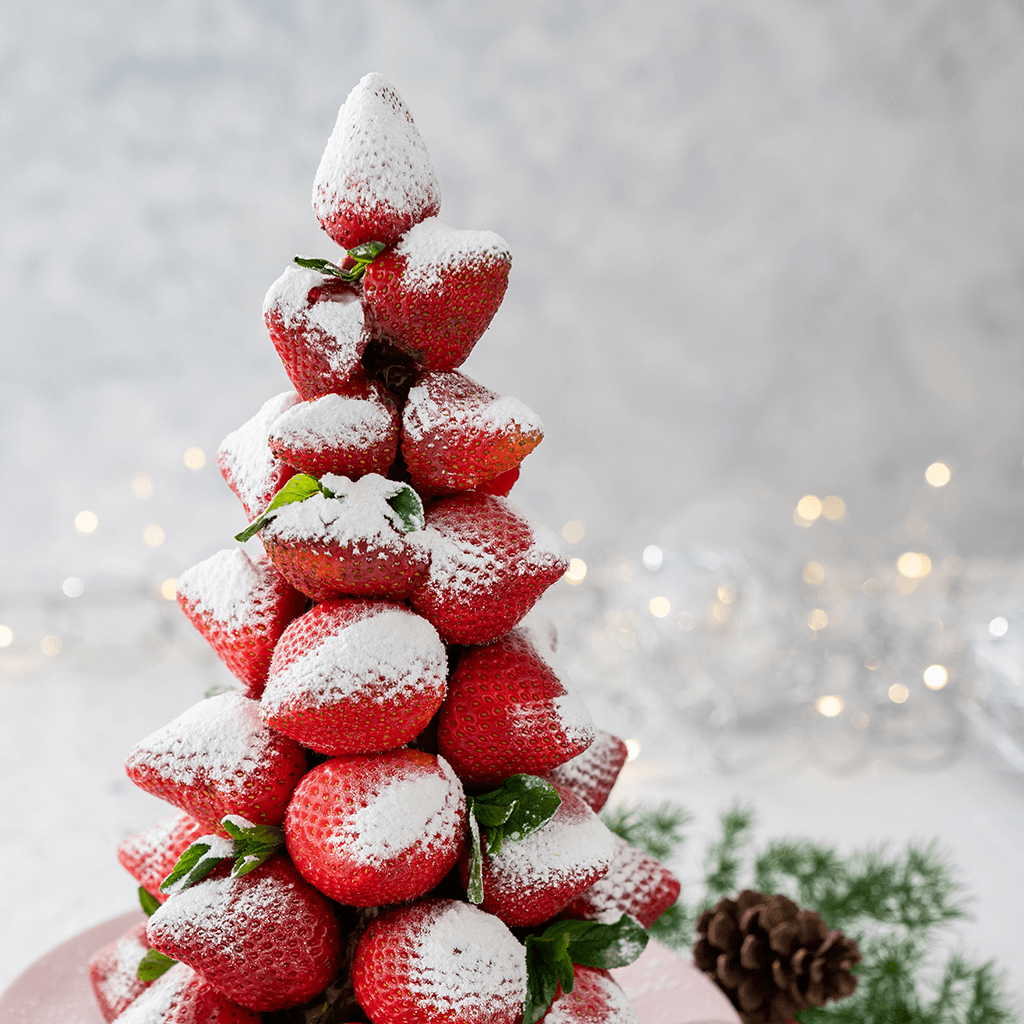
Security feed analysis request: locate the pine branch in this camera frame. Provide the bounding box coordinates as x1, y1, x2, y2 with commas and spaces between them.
700, 803, 755, 909
602, 802, 692, 862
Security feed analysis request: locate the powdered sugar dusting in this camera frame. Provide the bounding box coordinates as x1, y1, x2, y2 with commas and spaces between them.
395, 218, 510, 293
127, 692, 278, 786
546, 731, 627, 812
262, 606, 445, 710
346, 758, 461, 865
176, 548, 273, 623
269, 391, 395, 453
112, 963, 196, 1024
312, 73, 440, 229
409, 902, 527, 1015
217, 391, 300, 517
545, 968, 641, 1024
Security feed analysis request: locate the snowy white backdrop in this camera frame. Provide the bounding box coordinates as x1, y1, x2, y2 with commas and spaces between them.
3, 0, 1024, 1009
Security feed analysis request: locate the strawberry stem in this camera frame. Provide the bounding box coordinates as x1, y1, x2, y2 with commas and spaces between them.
294, 241, 385, 283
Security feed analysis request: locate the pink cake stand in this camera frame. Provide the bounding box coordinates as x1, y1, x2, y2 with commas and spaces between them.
0, 913, 742, 1024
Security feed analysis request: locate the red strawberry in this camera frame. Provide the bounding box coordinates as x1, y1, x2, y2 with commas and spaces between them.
146, 855, 342, 1012
352, 899, 527, 1024
437, 627, 595, 790
263, 265, 372, 400
409, 492, 568, 645
111, 961, 261, 1023
124, 692, 307, 835
267, 382, 400, 480
539, 966, 640, 1024
175, 549, 307, 699
312, 72, 441, 250
459, 783, 616, 927
88, 921, 151, 1021
285, 749, 465, 907
561, 834, 682, 929
473, 465, 521, 497
217, 391, 300, 519
401, 370, 544, 496
362, 218, 512, 371
545, 731, 629, 813
117, 810, 206, 903
259, 473, 431, 602
261, 598, 447, 756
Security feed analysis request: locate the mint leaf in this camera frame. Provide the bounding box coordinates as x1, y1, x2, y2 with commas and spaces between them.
159, 840, 224, 894
137, 948, 177, 981
234, 473, 326, 542
293, 255, 346, 277
221, 816, 285, 878
386, 484, 425, 533
138, 886, 160, 917
524, 930, 573, 1024
473, 775, 561, 855
465, 804, 485, 904
294, 242, 385, 283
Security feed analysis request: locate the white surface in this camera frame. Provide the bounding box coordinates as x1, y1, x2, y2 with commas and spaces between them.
2, 0, 1023, 1013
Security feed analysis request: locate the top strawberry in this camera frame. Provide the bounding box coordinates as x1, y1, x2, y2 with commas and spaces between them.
313, 73, 441, 250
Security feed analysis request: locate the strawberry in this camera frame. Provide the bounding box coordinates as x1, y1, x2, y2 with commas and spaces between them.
561, 834, 682, 929
146, 854, 342, 1012
217, 391, 300, 519
401, 370, 544, 496
88, 921, 151, 1021
362, 218, 512, 371
261, 598, 447, 756
117, 810, 206, 903
352, 899, 527, 1024
284, 749, 465, 907
175, 549, 307, 699
538, 966, 640, 1024
267, 382, 400, 480
263, 265, 372, 400
312, 72, 441, 250
124, 692, 307, 835
409, 492, 568, 646
111, 961, 261, 1023
545, 731, 629, 813
460, 783, 616, 927
437, 627, 595, 790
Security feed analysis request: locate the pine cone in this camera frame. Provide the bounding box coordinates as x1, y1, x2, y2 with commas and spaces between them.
693, 890, 860, 1024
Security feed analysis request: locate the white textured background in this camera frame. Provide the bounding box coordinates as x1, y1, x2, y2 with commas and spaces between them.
2, 0, 1023, 1011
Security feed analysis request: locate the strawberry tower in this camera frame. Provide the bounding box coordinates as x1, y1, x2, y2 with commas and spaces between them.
88, 73, 687, 1024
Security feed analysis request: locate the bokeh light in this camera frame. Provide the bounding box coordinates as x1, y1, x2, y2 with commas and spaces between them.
561, 520, 585, 543
642, 545, 663, 571
143, 525, 165, 547
0, 625, 13, 647
923, 665, 949, 690
40, 635, 62, 657
897, 552, 932, 578
183, 447, 206, 470
712, 602, 731, 623
808, 609, 828, 631
821, 496, 846, 520
624, 739, 641, 761
889, 683, 910, 704
796, 495, 822, 521
161, 578, 178, 601
717, 585, 736, 604
989, 616, 1009, 637
62, 577, 84, 598
565, 558, 587, 584
131, 472, 154, 499
649, 596, 671, 618
802, 562, 825, 586
75, 510, 98, 534
816, 695, 844, 717
925, 462, 951, 487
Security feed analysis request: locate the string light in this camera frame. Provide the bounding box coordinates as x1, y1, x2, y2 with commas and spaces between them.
925, 462, 951, 487
808, 609, 828, 631
712, 602, 731, 622
989, 617, 1009, 637
160, 578, 178, 601
794, 495, 822, 526
131, 472, 154, 499
565, 558, 587, 585
40, 635, 62, 657
75, 510, 98, 534
923, 665, 948, 690
624, 739, 641, 761
143, 525, 165, 547
561, 521, 585, 543
802, 562, 825, 585
62, 577, 85, 598
897, 552, 931, 578
642, 545, 663, 571
649, 596, 671, 618
183, 447, 206, 470
0, 625, 13, 647
816, 695, 844, 717
717, 585, 736, 604
821, 496, 846, 520
889, 683, 909, 704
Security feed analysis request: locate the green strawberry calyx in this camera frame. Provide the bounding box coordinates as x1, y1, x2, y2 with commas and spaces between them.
137, 948, 177, 982
294, 241, 386, 283
523, 915, 650, 1024
465, 774, 561, 905
234, 474, 424, 543
137, 886, 161, 917
158, 815, 285, 896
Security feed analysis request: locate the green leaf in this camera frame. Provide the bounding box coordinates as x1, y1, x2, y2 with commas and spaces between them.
561, 914, 649, 970
137, 948, 177, 981
386, 484, 425, 533
159, 840, 224, 894
523, 933, 567, 1024
137, 886, 160, 917
465, 802, 485, 904
234, 473, 326, 542
221, 816, 285, 878
293, 255, 346, 277
472, 775, 561, 857
293, 242, 385, 284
